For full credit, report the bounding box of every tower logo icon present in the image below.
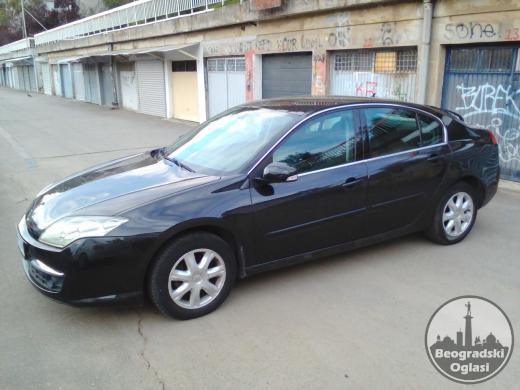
[425,296,513,384]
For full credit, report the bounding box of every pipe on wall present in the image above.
[417,0,433,104]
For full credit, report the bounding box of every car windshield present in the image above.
[163,107,303,175]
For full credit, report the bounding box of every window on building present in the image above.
[449,49,479,71]
[448,47,515,73]
[374,51,397,73]
[480,48,513,71]
[273,110,358,174]
[172,60,197,72]
[334,48,417,74]
[396,49,418,72]
[419,114,444,146]
[363,107,420,157]
[334,51,373,72]
[207,58,245,72]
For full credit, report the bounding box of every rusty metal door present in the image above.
[442,46,520,181]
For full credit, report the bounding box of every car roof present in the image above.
[242,96,446,117]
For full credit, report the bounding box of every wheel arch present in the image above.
[143,220,247,294]
[457,175,486,208]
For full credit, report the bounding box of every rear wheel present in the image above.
[426,183,477,245]
[148,232,236,319]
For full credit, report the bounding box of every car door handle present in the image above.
[427,153,441,161]
[342,177,362,188]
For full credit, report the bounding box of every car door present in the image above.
[249,108,368,265]
[362,106,450,235]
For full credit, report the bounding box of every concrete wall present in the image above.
[16,0,520,116]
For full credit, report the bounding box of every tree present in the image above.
[0,0,80,45]
[102,0,131,10]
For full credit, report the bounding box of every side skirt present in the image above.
[244,223,422,277]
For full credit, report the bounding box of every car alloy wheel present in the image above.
[168,249,226,310]
[442,191,474,239]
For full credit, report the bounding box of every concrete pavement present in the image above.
[0,88,519,390]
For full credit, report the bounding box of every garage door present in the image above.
[207,57,246,118]
[41,63,52,95]
[100,64,114,106]
[60,64,73,98]
[442,46,520,182]
[72,63,85,101]
[136,59,166,117]
[262,53,312,98]
[17,65,35,91]
[330,48,417,101]
[119,62,139,111]
[84,63,101,104]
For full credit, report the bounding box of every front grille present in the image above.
[23,260,64,293]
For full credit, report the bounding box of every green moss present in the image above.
[209,0,242,10]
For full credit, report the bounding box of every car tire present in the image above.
[148,232,236,320]
[426,182,478,245]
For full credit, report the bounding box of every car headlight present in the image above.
[39,216,128,248]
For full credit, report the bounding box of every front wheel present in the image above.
[426,183,478,245]
[148,232,236,319]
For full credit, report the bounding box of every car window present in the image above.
[419,113,444,146]
[363,107,420,157]
[272,109,358,174]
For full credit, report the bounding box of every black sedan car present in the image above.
[18,97,499,319]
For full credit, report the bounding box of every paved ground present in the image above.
[0,87,519,390]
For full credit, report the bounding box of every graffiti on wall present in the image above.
[355,81,377,97]
[444,22,498,40]
[455,83,520,119]
[455,83,520,163]
[204,28,352,56]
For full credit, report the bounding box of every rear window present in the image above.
[418,114,444,146]
[363,107,421,157]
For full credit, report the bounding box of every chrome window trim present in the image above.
[247,102,448,176]
[297,142,447,178]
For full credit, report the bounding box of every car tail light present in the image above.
[487,129,497,145]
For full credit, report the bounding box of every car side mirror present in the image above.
[261,162,298,183]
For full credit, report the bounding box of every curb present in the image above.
[499,179,520,193]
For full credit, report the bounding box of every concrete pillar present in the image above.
[252,53,262,100]
[165,59,173,118]
[417,0,433,104]
[312,49,328,96]
[196,45,207,122]
[245,49,254,102]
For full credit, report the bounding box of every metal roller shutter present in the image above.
[330,48,417,101]
[136,59,166,117]
[262,53,312,98]
[53,65,62,96]
[119,62,139,111]
[13,67,21,89]
[72,63,85,101]
[100,64,114,106]
[41,63,52,95]
[19,66,29,90]
[28,65,36,91]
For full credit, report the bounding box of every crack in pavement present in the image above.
[135,309,166,390]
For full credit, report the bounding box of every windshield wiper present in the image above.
[155,148,195,172]
[165,155,195,172]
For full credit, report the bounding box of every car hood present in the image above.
[26,152,218,234]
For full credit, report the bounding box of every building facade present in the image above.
[1,0,520,181]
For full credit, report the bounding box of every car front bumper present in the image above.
[17,216,158,306]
